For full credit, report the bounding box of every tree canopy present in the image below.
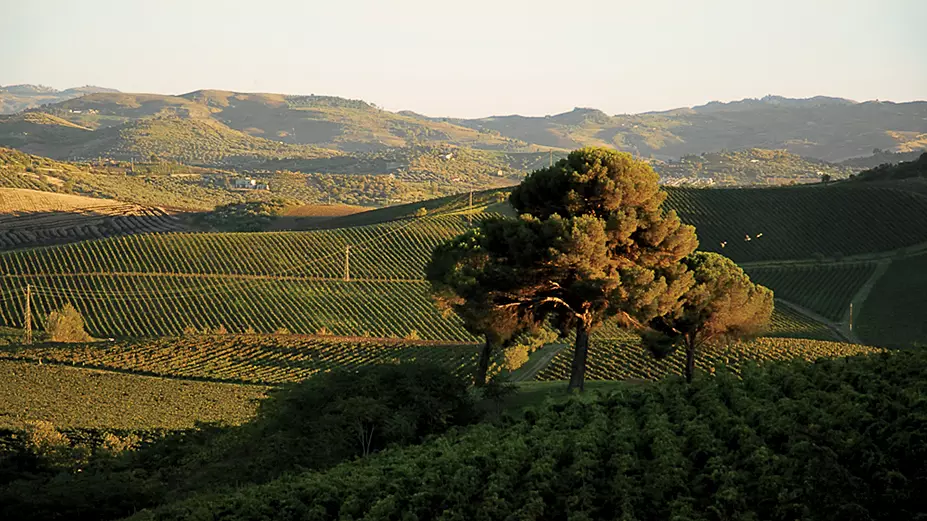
[647,252,774,382]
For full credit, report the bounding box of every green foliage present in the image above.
[196,199,295,232]
[854,151,927,181]
[0,362,477,521]
[646,252,774,382]
[130,348,926,521]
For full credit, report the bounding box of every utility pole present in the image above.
[22,284,32,345]
[848,302,853,332]
[344,245,351,282]
[468,189,473,226]
[549,150,553,167]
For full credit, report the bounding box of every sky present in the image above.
[2,0,925,118]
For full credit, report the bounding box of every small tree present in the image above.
[646,252,774,383]
[426,230,533,386]
[45,304,92,343]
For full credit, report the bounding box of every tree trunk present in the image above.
[474,336,493,387]
[568,321,590,392]
[684,334,696,384]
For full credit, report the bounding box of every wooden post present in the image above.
[23,284,32,345]
[849,302,853,332]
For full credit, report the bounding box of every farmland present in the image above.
[0,336,481,385]
[745,263,875,321]
[0,188,184,249]
[664,184,927,262]
[857,253,927,348]
[0,359,265,430]
[536,337,880,382]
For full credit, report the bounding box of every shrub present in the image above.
[45,304,92,343]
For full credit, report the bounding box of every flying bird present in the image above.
[744,234,752,241]
[756,233,763,238]
[720,241,727,248]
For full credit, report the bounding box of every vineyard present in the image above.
[0,336,481,385]
[535,337,880,382]
[664,184,927,262]
[745,263,875,321]
[857,253,927,348]
[0,188,184,249]
[0,359,265,430]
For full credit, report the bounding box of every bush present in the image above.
[45,304,92,343]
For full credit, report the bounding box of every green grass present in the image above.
[857,253,927,348]
[0,335,481,385]
[0,359,265,430]
[745,263,875,320]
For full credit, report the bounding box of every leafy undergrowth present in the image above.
[131,349,926,521]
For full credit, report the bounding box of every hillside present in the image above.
[4,91,921,165]
[654,148,855,185]
[0,85,119,114]
[450,96,927,162]
[1,180,926,344]
[0,188,185,249]
[40,90,534,153]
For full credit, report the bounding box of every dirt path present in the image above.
[841,258,891,342]
[775,299,855,344]
[740,240,927,270]
[509,342,569,382]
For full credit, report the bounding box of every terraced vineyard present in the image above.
[664,184,927,262]
[0,336,481,385]
[0,188,184,249]
[857,253,927,348]
[0,359,265,430]
[535,337,880,382]
[745,263,875,321]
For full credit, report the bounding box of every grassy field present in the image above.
[857,253,927,348]
[0,336,481,385]
[0,359,265,430]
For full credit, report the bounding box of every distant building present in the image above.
[230,178,269,190]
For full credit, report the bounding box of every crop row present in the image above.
[857,253,927,348]
[535,336,881,382]
[0,359,265,430]
[745,263,875,321]
[0,276,477,341]
[0,214,484,281]
[665,185,927,262]
[0,336,482,385]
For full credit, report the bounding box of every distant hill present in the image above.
[853,152,927,183]
[653,148,856,185]
[0,84,119,114]
[449,96,927,162]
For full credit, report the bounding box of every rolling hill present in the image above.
[4,91,924,167]
[449,96,927,162]
[1,180,925,346]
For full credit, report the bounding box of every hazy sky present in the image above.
[2,0,925,118]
